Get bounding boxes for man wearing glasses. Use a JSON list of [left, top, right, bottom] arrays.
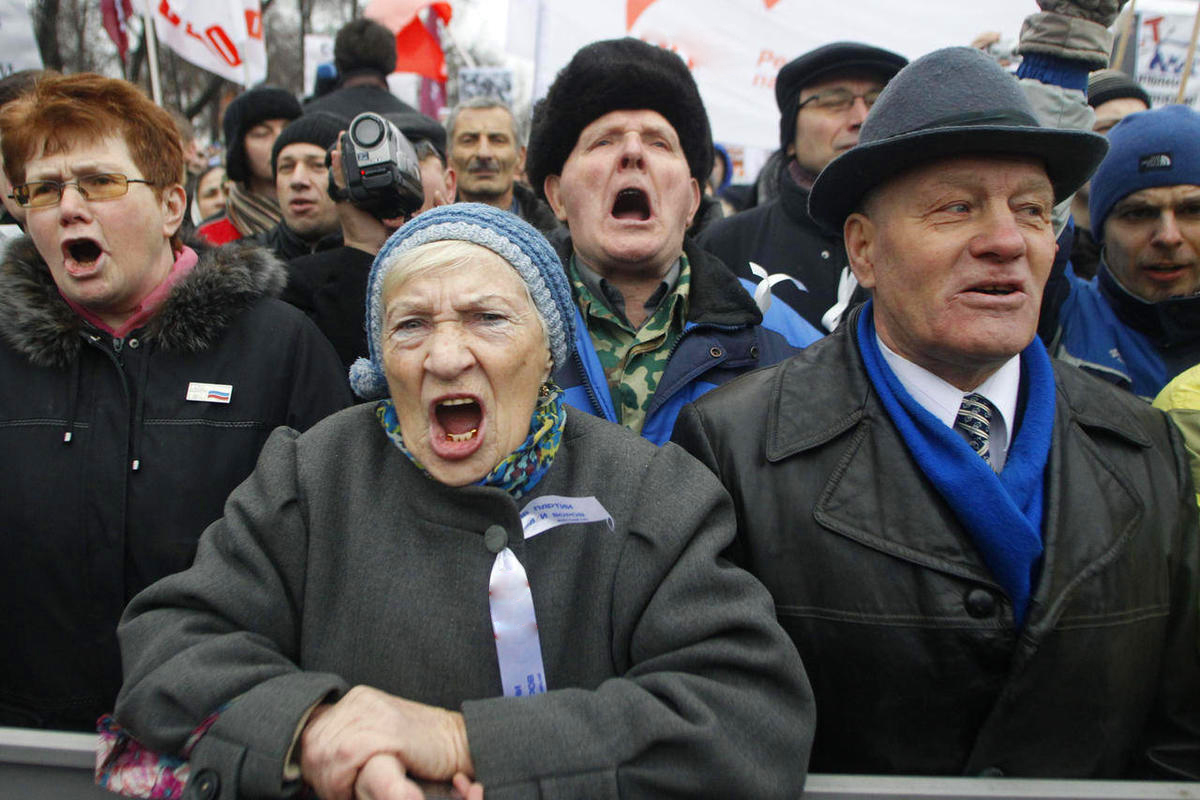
[[699, 42, 905, 331], [0, 73, 350, 731]]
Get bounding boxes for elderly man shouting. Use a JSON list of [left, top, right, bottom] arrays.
[[674, 46, 1200, 778], [527, 37, 820, 445]]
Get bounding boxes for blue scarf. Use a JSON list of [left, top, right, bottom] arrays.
[[856, 303, 1054, 626], [376, 384, 566, 500]]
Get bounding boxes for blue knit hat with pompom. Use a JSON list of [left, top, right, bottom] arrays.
[[350, 203, 576, 400]]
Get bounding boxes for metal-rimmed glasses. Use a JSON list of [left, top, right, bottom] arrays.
[[10, 173, 153, 208], [797, 88, 883, 113]]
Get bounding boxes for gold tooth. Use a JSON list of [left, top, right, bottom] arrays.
[[445, 429, 479, 443]]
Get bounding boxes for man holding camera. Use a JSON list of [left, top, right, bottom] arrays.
[[256, 113, 345, 263], [282, 113, 425, 369]]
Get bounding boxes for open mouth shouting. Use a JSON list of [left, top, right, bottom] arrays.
[[62, 237, 105, 277], [430, 395, 486, 459], [612, 188, 651, 221]]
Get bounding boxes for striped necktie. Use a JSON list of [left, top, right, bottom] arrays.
[[955, 393, 995, 465]]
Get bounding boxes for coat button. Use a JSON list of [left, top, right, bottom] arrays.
[[749, 345, 759, 358], [484, 524, 508, 554], [191, 768, 220, 799], [820, 250, 830, 259], [964, 588, 997, 618], [709, 346, 723, 358], [128, 338, 140, 349]]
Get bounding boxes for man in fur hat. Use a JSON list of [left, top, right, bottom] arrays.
[[673, 35, 1200, 779], [526, 37, 821, 446], [0, 73, 350, 730]]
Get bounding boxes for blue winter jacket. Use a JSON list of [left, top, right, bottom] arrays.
[[1055, 263, 1200, 400], [555, 237, 822, 444]]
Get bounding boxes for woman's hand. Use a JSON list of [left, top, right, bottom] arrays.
[[300, 685, 474, 800]]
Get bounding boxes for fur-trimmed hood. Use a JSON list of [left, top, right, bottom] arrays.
[[0, 237, 287, 369]]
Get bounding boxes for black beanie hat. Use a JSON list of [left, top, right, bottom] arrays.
[[775, 42, 907, 152], [526, 37, 713, 201], [270, 111, 348, 175], [222, 86, 302, 184], [1087, 69, 1151, 110], [334, 18, 397, 79]]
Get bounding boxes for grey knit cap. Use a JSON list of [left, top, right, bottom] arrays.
[[350, 203, 576, 400]]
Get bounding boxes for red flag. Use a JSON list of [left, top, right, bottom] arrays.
[[101, 0, 136, 62], [365, 0, 452, 83]]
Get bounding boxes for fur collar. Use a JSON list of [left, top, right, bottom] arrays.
[[0, 236, 287, 368]]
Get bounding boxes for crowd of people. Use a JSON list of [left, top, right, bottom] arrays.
[[0, 0, 1197, 797]]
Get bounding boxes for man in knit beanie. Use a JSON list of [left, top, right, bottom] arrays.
[[525, 37, 821, 445], [698, 41, 906, 331], [1055, 104, 1200, 398], [1069, 69, 1151, 277], [255, 112, 345, 263], [196, 85, 302, 245]]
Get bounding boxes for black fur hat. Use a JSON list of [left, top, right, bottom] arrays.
[[222, 86, 302, 184], [526, 37, 712, 201]]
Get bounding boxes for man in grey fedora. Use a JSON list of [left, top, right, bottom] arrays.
[[673, 44, 1200, 778]]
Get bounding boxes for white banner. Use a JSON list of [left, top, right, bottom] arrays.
[[0, 0, 44, 77], [1132, 9, 1200, 108], [520, 0, 1032, 151], [145, 0, 267, 86]]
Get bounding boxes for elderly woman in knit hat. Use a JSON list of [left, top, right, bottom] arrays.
[[109, 203, 813, 800]]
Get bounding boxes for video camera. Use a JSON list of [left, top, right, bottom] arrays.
[[336, 112, 424, 220]]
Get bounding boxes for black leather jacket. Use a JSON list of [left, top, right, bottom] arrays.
[[672, 306, 1200, 779]]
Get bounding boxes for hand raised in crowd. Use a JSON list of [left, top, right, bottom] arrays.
[[300, 685, 474, 800]]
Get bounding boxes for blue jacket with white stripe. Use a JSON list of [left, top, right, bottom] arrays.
[[554, 237, 822, 445]]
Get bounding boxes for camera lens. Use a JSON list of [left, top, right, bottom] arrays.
[[351, 116, 384, 148]]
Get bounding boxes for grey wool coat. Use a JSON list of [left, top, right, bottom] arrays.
[[115, 404, 815, 799]]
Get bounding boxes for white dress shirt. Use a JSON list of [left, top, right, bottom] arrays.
[[877, 336, 1021, 472]]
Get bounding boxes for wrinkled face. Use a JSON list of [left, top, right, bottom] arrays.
[[243, 118, 289, 184], [544, 109, 700, 279], [381, 245, 552, 486], [195, 167, 227, 220], [845, 155, 1056, 390], [276, 142, 339, 242], [1092, 97, 1148, 135], [449, 107, 524, 203], [23, 135, 184, 329], [1103, 184, 1200, 302], [790, 74, 885, 174]]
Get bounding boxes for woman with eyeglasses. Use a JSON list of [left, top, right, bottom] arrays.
[[0, 72, 350, 731]]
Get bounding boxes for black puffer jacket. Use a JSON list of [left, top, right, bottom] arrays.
[[0, 237, 352, 730], [673, 306, 1200, 779]]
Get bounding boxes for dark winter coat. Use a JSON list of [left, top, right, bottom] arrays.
[[115, 406, 814, 799], [511, 181, 562, 239], [0, 237, 352, 730], [673, 305, 1200, 779], [281, 244, 375, 370], [697, 169, 847, 331]]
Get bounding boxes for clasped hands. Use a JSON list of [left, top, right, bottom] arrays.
[[300, 685, 483, 800]]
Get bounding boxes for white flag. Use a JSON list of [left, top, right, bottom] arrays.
[[144, 0, 267, 86]]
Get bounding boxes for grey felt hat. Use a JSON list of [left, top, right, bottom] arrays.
[[808, 46, 1109, 233]]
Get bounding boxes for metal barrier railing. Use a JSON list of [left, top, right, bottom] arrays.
[[2, 727, 1196, 799]]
